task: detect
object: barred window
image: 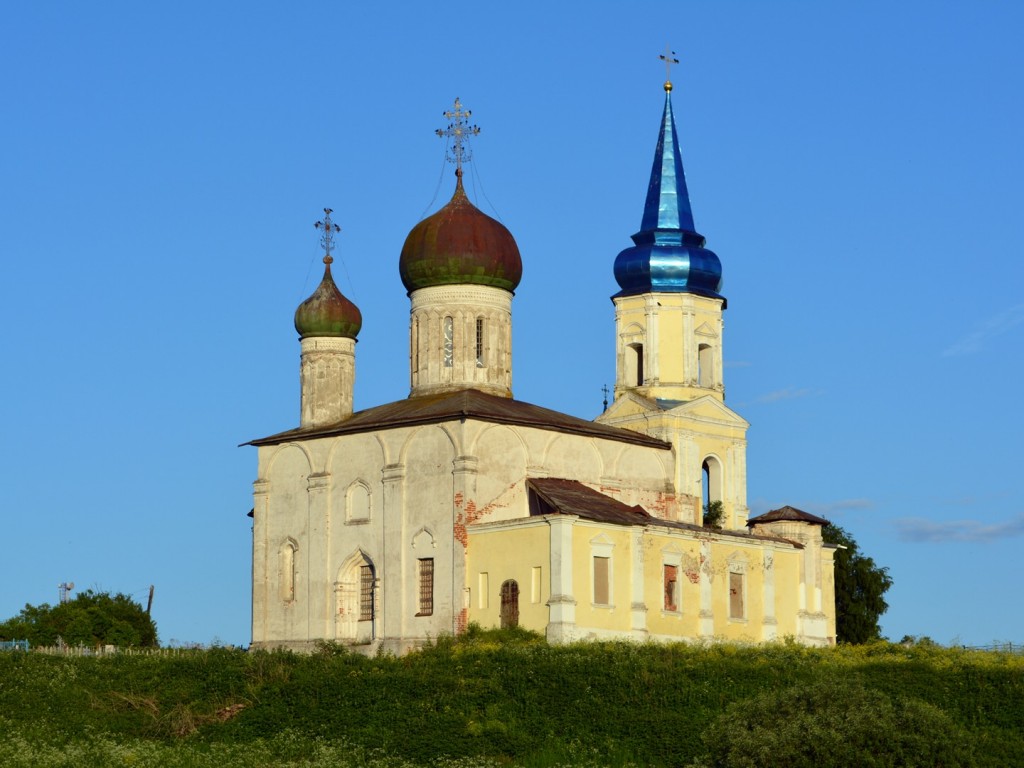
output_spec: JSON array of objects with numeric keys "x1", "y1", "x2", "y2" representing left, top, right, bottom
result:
[
  {"x1": 359, "y1": 565, "x2": 374, "y2": 621},
  {"x1": 475, "y1": 317, "x2": 485, "y2": 367},
  {"x1": 418, "y1": 558, "x2": 434, "y2": 616}
]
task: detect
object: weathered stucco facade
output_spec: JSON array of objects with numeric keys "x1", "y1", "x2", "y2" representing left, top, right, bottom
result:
[{"x1": 248, "y1": 86, "x2": 836, "y2": 654}]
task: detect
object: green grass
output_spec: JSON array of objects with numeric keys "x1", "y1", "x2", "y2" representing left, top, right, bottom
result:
[{"x1": 0, "y1": 630, "x2": 1021, "y2": 767}]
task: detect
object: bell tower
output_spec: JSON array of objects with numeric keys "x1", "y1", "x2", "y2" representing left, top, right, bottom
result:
[
  {"x1": 611, "y1": 58, "x2": 726, "y2": 405},
  {"x1": 599, "y1": 55, "x2": 749, "y2": 531}
]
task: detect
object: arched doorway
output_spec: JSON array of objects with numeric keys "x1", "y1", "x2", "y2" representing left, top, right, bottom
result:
[
  {"x1": 335, "y1": 551, "x2": 376, "y2": 644},
  {"x1": 500, "y1": 579, "x2": 519, "y2": 629}
]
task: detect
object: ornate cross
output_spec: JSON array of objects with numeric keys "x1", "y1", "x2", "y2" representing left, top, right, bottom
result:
[
  {"x1": 436, "y1": 97, "x2": 481, "y2": 173},
  {"x1": 314, "y1": 208, "x2": 341, "y2": 264},
  {"x1": 659, "y1": 45, "x2": 679, "y2": 89}
]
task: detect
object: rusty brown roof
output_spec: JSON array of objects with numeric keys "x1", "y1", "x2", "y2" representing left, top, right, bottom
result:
[
  {"x1": 528, "y1": 478, "x2": 651, "y2": 526},
  {"x1": 245, "y1": 389, "x2": 671, "y2": 449},
  {"x1": 747, "y1": 505, "x2": 830, "y2": 527},
  {"x1": 525, "y1": 478, "x2": 802, "y2": 547}
]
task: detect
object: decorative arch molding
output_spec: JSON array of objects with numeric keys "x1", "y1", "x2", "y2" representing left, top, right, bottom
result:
[
  {"x1": 324, "y1": 431, "x2": 388, "y2": 470},
  {"x1": 265, "y1": 442, "x2": 315, "y2": 477},
  {"x1": 467, "y1": 422, "x2": 530, "y2": 458},
  {"x1": 411, "y1": 526, "x2": 437, "y2": 551},
  {"x1": 539, "y1": 433, "x2": 604, "y2": 481},
  {"x1": 398, "y1": 423, "x2": 460, "y2": 466}
]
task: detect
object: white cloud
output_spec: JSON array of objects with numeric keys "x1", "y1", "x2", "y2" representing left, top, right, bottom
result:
[
  {"x1": 724, "y1": 360, "x2": 752, "y2": 369},
  {"x1": 747, "y1": 498, "x2": 874, "y2": 517},
  {"x1": 942, "y1": 303, "x2": 1024, "y2": 357},
  {"x1": 754, "y1": 387, "x2": 819, "y2": 404},
  {"x1": 893, "y1": 513, "x2": 1024, "y2": 543},
  {"x1": 804, "y1": 499, "x2": 876, "y2": 515}
]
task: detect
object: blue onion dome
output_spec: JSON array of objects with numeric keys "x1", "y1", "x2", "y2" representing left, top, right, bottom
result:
[
  {"x1": 399, "y1": 170, "x2": 522, "y2": 294},
  {"x1": 294, "y1": 261, "x2": 362, "y2": 339},
  {"x1": 613, "y1": 83, "x2": 725, "y2": 305}
]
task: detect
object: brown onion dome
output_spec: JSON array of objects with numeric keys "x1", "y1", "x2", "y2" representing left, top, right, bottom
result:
[
  {"x1": 399, "y1": 172, "x2": 522, "y2": 294},
  {"x1": 294, "y1": 262, "x2": 362, "y2": 339}
]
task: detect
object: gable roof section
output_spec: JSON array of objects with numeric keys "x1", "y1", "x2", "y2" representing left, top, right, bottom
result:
[
  {"x1": 526, "y1": 478, "x2": 801, "y2": 547},
  {"x1": 528, "y1": 478, "x2": 651, "y2": 526},
  {"x1": 246, "y1": 389, "x2": 671, "y2": 449}
]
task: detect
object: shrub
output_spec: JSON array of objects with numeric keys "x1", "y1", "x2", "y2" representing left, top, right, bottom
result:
[{"x1": 693, "y1": 678, "x2": 976, "y2": 767}]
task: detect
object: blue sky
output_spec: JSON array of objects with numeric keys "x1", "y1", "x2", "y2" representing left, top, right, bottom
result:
[{"x1": 2, "y1": 2, "x2": 1022, "y2": 647}]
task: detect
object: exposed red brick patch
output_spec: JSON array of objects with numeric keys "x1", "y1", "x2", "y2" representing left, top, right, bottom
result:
[{"x1": 456, "y1": 607, "x2": 469, "y2": 634}]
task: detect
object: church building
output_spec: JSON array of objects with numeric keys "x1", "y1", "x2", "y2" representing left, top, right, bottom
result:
[{"x1": 247, "y1": 74, "x2": 837, "y2": 654}]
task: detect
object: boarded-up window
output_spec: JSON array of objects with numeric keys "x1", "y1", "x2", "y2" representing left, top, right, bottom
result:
[
  {"x1": 500, "y1": 580, "x2": 519, "y2": 629},
  {"x1": 531, "y1": 566, "x2": 542, "y2": 604},
  {"x1": 729, "y1": 571, "x2": 745, "y2": 619},
  {"x1": 359, "y1": 565, "x2": 374, "y2": 621},
  {"x1": 664, "y1": 565, "x2": 679, "y2": 611},
  {"x1": 593, "y1": 556, "x2": 610, "y2": 605},
  {"x1": 418, "y1": 558, "x2": 434, "y2": 616}
]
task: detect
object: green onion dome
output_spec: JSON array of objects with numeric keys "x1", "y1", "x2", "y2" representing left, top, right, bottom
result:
[
  {"x1": 399, "y1": 171, "x2": 522, "y2": 294},
  {"x1": 294, "y1": 262, "x2": 362, "y2": 339}
]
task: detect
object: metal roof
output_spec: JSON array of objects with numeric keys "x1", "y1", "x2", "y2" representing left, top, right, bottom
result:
[
  {"x1": 747, "y1": 505, "x2": 831, "y2": 527},
  {"x1": 245, "y1": 389, "x2": 672, "y2": 449}
]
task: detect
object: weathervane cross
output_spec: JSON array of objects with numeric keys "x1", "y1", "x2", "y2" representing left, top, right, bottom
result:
[
  {"x1": 659, "y1": 45, "x2": 679, "y2": 88},
  {"x1": 436, "y1": 97, "x2": 481, "y2": 174},
  {"x1": 314, "y1": 208, "x2": 341, "y2": 264}
]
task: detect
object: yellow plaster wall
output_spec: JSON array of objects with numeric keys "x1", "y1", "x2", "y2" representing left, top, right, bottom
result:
[
  {"x1": 466, "y1": 523, "x2": 551, "y2": 633},
  {"x1": 572, "y1": 524, "x2": 633, "y2": 633},
  {"x1": 642, "y1": 530, "x2": 703, "y2": 638},
  {"x1": 614, "y1": 292, "x2": 725, "y2": 403}
]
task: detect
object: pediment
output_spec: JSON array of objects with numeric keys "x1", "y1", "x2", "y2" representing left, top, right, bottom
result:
[
  {"x1": 597, "y1": 390, "x2": 660, "y2": 421},
  {"x1": 663, "y1": 396, "x2": 749, "y2": 428},
  {"x1": 694, "y1": 322, "x2": 719, "y2": 339}
]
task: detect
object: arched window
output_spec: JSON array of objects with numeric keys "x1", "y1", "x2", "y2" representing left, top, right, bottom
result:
[
  {"x1": 475, "y1": 317, "x2": 485, "y2": 367},
  {"x1": 701, "y1": 457, "x2": 724, "y2": 526},
  {"x1": 500, "y1": 579, "x2": 519, "y2": 629},
  {"x1": 280, "y1": 539, "x2": 298, "y2": 603},
  {"x1": 346, "y1": 481, "x2": 371, "y2": 523}
]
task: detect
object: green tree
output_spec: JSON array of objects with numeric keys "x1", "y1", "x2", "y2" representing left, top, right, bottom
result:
[
  {"x1": 823, "y1": 524, "x2": 893, "y2": 644},
  {"x1": 693, "y1": 679, "x2": 976, "y2": 768},
  {"x1": 703, "y1": 499, "x2": 724, "y2": 529},
  {"x1": 0, "y1": 590, "x2": 157, "y2": 648}
]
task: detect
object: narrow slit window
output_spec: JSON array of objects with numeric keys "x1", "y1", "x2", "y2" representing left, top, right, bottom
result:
[
  {"x1": 593, "y1": 556, "x2": 610, "y2": 605},
  {"x1": 664, "y1": 564, "x2": 679, "y2": 611},
  {"x1": 475, "y1": 317, "x2": 485, "y2": 367},
  {"x1": 443, "y1": 317, "x2": 454, "y2": 368},
  {"x1": 418, "y1": 558, "x2": 434, "y2": 616},
  {"x1": 729, "y1": 571, "x2": 745, "y2": 619}
]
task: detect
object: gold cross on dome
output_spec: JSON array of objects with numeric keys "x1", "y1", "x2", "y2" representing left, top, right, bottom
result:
[
  {"x1": 659, "y1": 45, "x2": 679, "y2": 90},
  {"x1": 435, "y1": 97, "x2": 481, "y2": 172},
  {"x1": 314, "y1": 207, "x2": 341, "y2": 264}
]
